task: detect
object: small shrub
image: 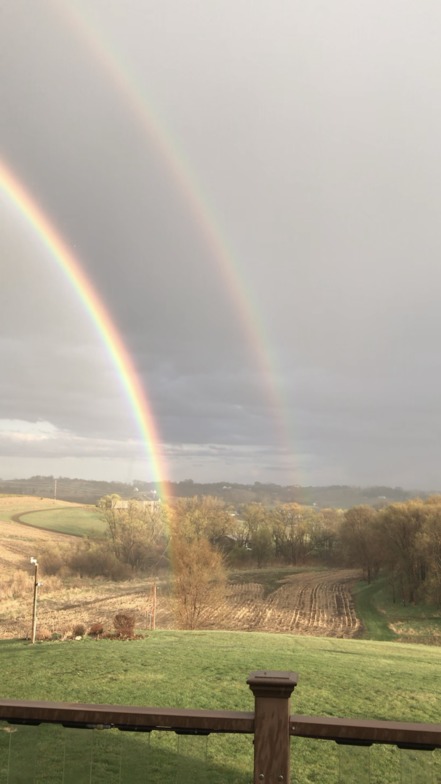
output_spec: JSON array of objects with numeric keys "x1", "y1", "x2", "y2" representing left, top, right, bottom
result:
[
  {"x1": 40, "y1": 546, "x2": 65, "y2": 576},
  {"x1": 35, "y1": 627, "x2": 51, "y2": 641},
  {"x1": 51, "y1": 632, "x2": 62, "y2": 641},
  {"x1": 113, "y1": 612, "x2": 135, "y2": 639},
  {"x1": 68, "y1": 543, "x2": 132, "y2": 580},
  {"x1": 73, "y1": 623, "x2": 86, "y2": 637},
  {"x1": 39, "y1": 541, "x2": 132, "y2": 581},
  {"x1": 88, "y1": 622, "x2": 104, "y2": 638}
]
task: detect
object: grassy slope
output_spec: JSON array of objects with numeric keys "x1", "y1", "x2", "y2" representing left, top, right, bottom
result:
[
  {"x1": 0, "y1": 495, "x2": 105, "y2": 537},
  {"x1": 354, "y1": 577, "x2": 441, "y2": 644},
  {"x1": 374, "y1": 583, "x2": 441, "y2": 643},
  {"x1": 353, "y1": 579, "x2": 397, "y2": 641},
  {"x1": 1, "y1": 632, "x2": 441, "y2": 783},
  {"x1": 2, "y1": 632, "x2": 440, "y2": 720},
  {"x1": 14, "y1": 507, "x2": 107, "y2": 537}
]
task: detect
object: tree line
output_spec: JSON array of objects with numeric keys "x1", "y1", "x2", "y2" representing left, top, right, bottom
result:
[
  {"x1": 40, "y1": 493, "x2": 441, "y2": 628},
  {"x1": 0, "y1": 475, "x2": 419, "y2": 506},
  {"x1": 340, "y1": 496, "x2": 441, "y2": 605},
  {"x1": 99, "y1": 493, "x2": 441, "y2": 607}
]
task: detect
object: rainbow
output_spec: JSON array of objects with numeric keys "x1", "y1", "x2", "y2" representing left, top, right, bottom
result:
[
  {"x1": 56, "y1": 2, "x2": 294, "y2": 464},
  {"x1": 0, "y1": 157, "x2": 167, "y2": 492}
]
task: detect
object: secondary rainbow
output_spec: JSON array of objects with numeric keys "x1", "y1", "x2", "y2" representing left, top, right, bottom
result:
[
  {"x1": 0, "y1": 157, "x2": 166, "y2": 492},
  {"x1": 57, "y1": 2, "x2": 295, "y2": 465}
]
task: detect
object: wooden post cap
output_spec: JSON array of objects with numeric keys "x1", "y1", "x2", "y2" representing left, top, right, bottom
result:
[{"x1": 247, "y1": 671, "x2": 299, "y2": 699}]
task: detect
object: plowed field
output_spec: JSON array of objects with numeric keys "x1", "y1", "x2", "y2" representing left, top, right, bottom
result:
[
  {"x1": 201, "y1": 569, "x2": 361, "y2": 637},
  {"x1": 0, "y1": 515, "x2": 361, "y2": 639}
]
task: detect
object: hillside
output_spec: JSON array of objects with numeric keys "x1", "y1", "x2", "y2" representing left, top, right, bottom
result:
[{"x1": 0, "y1": 508, "x2": 359, "y2": 639}]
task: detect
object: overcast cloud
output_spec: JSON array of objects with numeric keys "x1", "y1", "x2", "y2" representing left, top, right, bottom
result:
[{"x1": 2, "y1": 0, "x2": 441, "y2": 488}]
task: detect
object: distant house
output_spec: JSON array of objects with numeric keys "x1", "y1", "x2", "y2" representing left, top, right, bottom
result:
[
  {"x1": 213, "y1": 534, "x2": 252, "y2": 552},
  {"x1": 111, "y1": 498, "x2": 159, "y2": 512}
]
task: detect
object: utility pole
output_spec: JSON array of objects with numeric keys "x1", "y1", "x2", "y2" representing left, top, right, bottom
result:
[
  {"x1": 30, "y1": 557, "x2": 40, "y2": 644},
  {"x1": 151, "y1": 581, "x2": 157, "y2": 630},
  {"x1": 54, "y1": 478, "x2": 57, "y2": 500}
]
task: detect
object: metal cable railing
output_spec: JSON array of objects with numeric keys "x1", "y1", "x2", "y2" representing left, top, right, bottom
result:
[{"x1": 1, "y1": 670, "x2": 440, "y2": 782}]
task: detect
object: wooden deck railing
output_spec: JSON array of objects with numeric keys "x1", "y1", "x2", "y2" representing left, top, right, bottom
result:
[{"x1": 1, "y1": 670, "x2": 441, "y2": 782}]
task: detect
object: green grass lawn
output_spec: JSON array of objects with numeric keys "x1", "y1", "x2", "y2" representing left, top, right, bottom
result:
[
  {"x1": 14, "y1": 507, "x2": 107, "y2": 537},
  {"x1": 1, "y1": 631, "x2": 441, "y2": 783},
  {"x1": 0, "y1": 495, "x2": 106, "y2": 537},
  {"x1": 354, "y1": 577, "x2": 441, "y2": 645},
  {"x1": 353, "y1": 578, "x2": 397, "y2": 641},
  {"x1": 374, "y1": 583, "x2": 441, "y2": 643}
]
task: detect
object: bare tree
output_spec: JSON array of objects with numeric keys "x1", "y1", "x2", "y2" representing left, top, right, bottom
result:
[
  {"x1": 172, "y1": 536, "x2": 225, "y2": 628},
  {"x1": 102, "y1": 496, "x2": 168, "y2": 571},
  {"x1": 170, "y1": 499, "x2": 226, "y2": 628},
  {"x1": 339, "y1": 506, "x2": 381, "y2": 584}
]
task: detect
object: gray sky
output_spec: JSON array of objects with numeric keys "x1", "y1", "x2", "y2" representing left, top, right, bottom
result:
[{"x1": 2, "y1": 0, "x2": 441, "y2": 488}]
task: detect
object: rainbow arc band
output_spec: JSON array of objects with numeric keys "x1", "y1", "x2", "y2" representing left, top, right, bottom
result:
[
  {"x1": 57, "y1": 1, "x2": 292, "y2": 460},
  {"x1": 0, "y1": 158, "x2": 165, "y2": 493}
]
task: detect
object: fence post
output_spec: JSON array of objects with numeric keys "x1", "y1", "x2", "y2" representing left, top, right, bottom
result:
[{"x1": 247, "y1": 670, "x2": 298, "y2": 784}]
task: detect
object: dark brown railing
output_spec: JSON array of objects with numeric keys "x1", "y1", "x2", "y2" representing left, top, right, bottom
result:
[
  {"x1": 290, "y1": 714, "x2": 441, "y2": 749},
  {"x1": 1, "y1": 670, "x2": 440, "y2": 782}
]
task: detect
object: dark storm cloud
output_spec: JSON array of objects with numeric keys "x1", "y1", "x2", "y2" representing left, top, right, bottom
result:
[{"x1": 2, "y1": 1, "x2": 441, "y2": 486}]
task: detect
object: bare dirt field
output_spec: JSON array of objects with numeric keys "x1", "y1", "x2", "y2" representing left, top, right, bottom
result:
[
  {"x1": 207, "y1": 570, "x2": 361, "y2": 637},
  {"x1": 0, "y1": 514, "x2": 361, "y2": 639}
]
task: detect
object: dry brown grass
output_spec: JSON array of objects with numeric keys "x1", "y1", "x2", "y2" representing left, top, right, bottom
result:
[
  {"x1": 0, "y1": 513, "x2": 155, "y2": 638},
  {"x1": 0, "y1": 495, "x2": 83, "y2": 519}
]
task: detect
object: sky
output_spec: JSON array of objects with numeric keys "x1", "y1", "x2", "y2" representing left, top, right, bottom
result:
[{"x1": 2, "y1": 1, "x2": 441, "y2": 489}]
